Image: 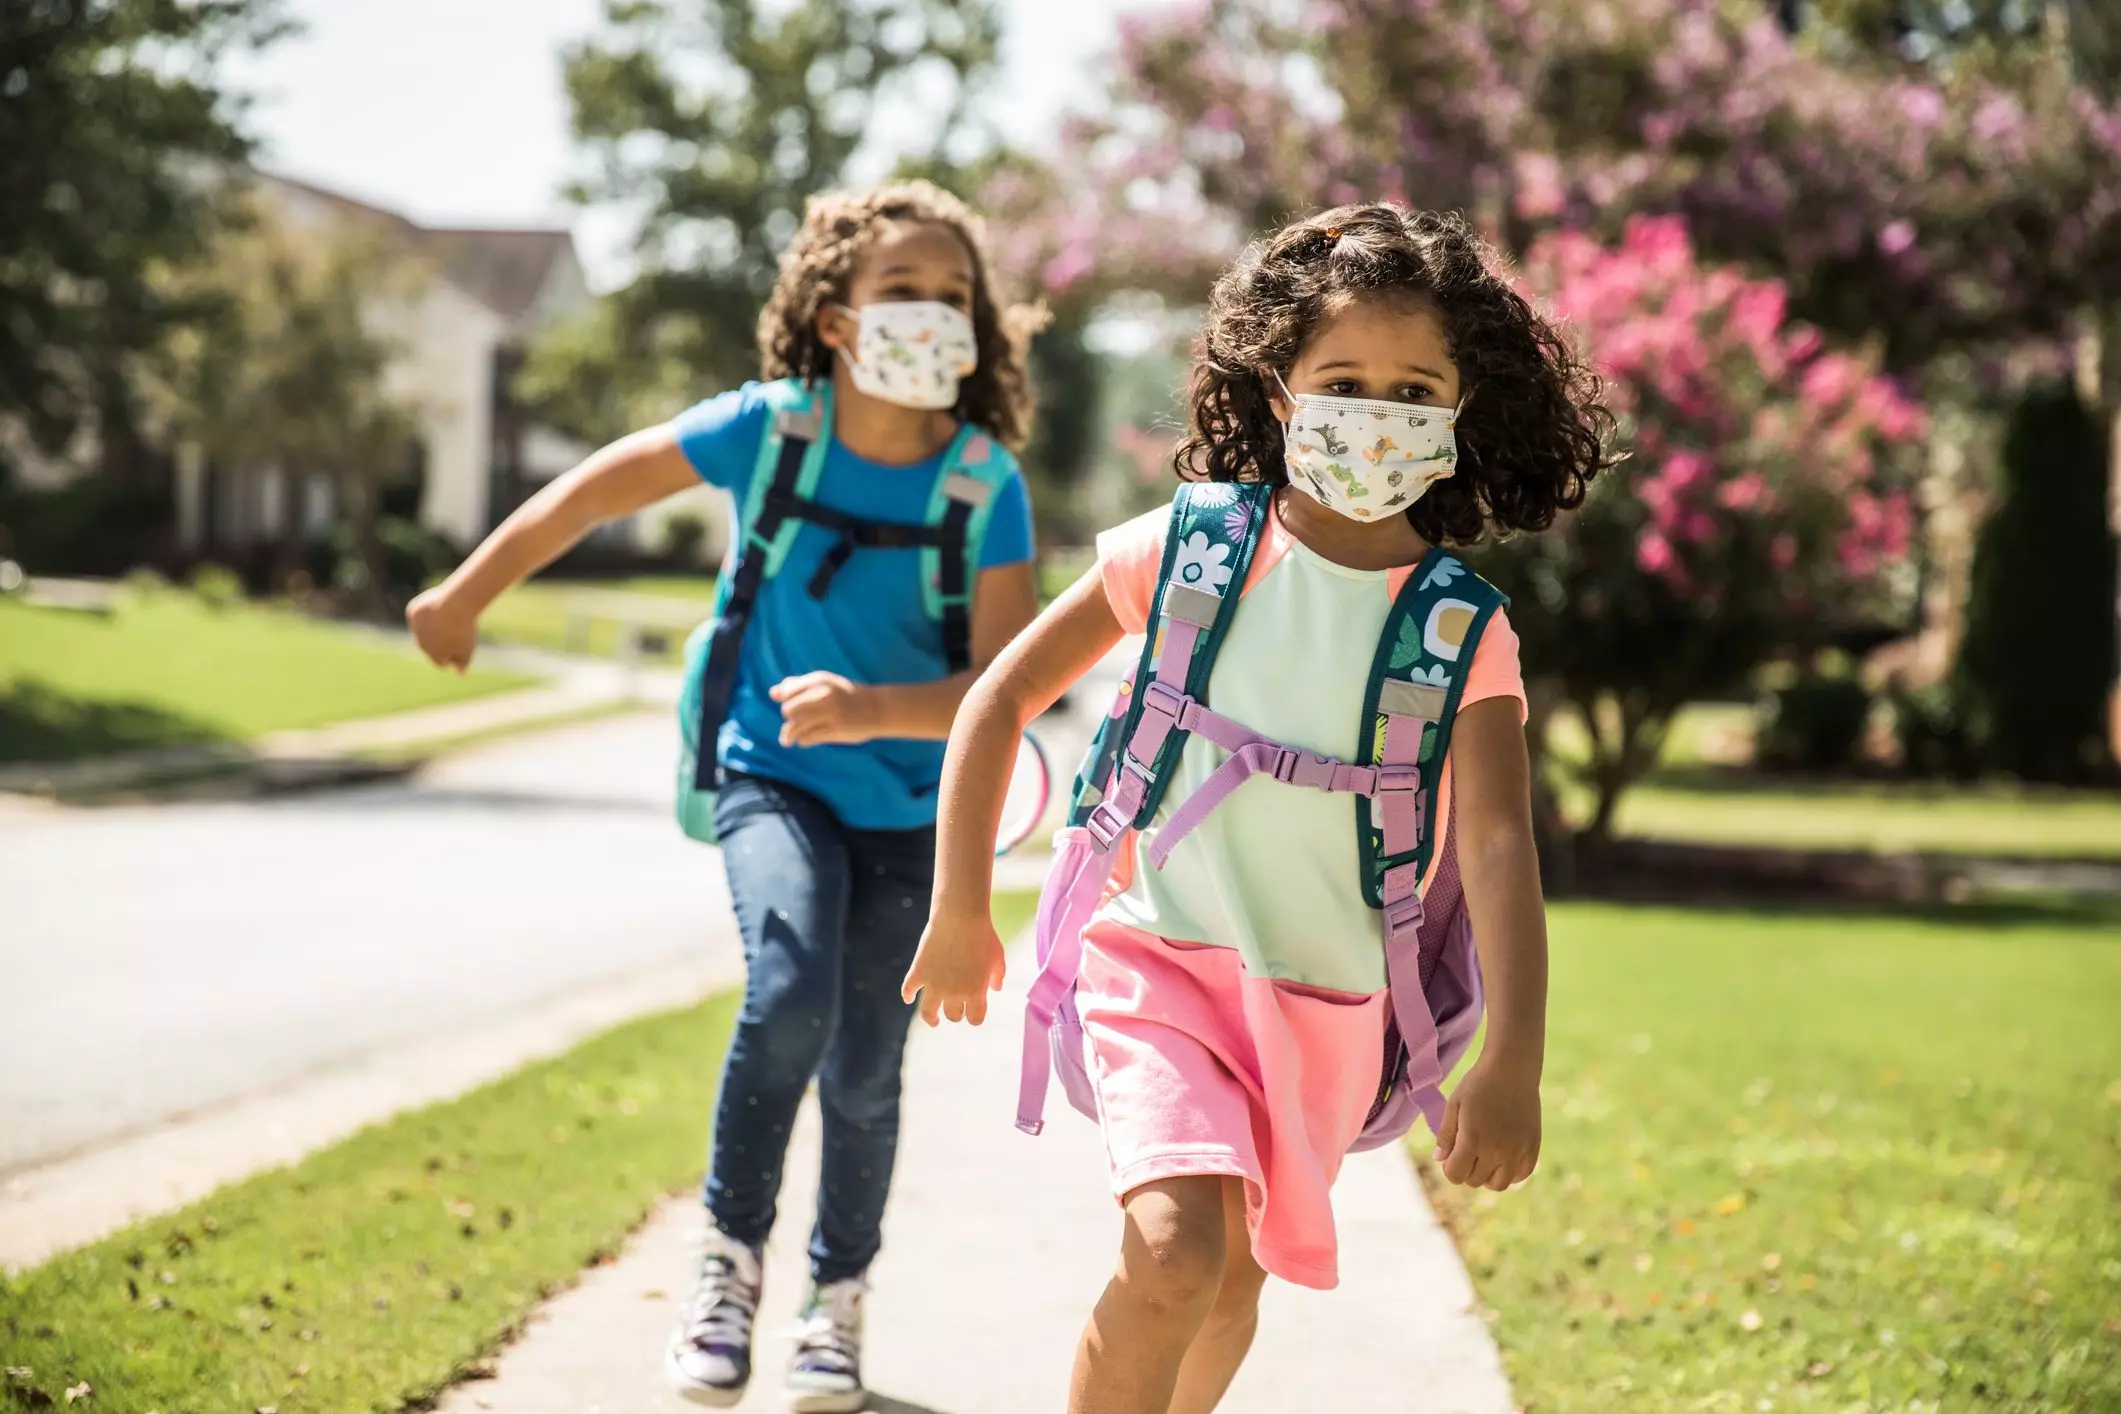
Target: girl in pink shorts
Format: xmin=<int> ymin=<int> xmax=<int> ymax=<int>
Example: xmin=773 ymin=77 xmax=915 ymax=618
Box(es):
xmin=904 ymin=203 xmax=1613 ymax=1412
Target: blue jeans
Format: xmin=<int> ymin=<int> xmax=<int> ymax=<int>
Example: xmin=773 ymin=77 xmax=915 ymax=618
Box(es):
xmin=706 ymin=771 xmax=934 ymax=1284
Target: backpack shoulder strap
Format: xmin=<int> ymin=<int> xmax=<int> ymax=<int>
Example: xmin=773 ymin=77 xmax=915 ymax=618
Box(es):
xmin=919 ymin=428 xmax=1018 ymax=673
xmin=1357 ymin=550 xmax=1509 ymax=927
xmin=690 ymin=379 xmax=830 ymax=789
xmin=732 ymin=378 xmax=833 ymax=587
xmin=1076 ymin=481 xmax=1270 ymax=836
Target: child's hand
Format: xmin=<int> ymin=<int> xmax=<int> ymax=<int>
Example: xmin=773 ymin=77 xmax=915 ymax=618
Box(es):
xmin=771 ymin=672 xmax=878 ymax=748
xmin=407 ymin=586 xmax=478 ymax=672
xmin=1434 ymin=1053 xmax=1541 ymax=1191
xmin=901 ymin=906 xmax=1006 ymax=1027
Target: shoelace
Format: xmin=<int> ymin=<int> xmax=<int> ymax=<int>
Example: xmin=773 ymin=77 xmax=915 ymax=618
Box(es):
xmin=682 ymin=1255 xmax=759 ymax=1352
xmin=790 ymin=1290 xmax=860 ymax=1375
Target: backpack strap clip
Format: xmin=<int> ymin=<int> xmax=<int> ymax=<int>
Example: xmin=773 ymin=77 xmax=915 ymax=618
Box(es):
xmin=775 ymin=402 xmax=824 ymax=442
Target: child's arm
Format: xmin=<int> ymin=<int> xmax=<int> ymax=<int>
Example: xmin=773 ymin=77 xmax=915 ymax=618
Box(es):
xmin=769 ymin=560 xmax=1041 ymax=745
xmin=406 ymin=427 xmax=699 ymax=670
xmin=1436 ymin=696 xmax=1549 ymax=1191
xmin=901 ymin=567 xmax=1125 ymax=1026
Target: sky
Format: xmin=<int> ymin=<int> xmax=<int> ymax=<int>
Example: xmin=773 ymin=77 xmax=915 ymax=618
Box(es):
xmin=226 ymin=0 xmax=1154 ymax=291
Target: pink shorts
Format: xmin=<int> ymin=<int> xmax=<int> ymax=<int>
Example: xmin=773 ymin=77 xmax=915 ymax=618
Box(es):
xmin=1075 ymin=917 xmax=1390 ymax=1290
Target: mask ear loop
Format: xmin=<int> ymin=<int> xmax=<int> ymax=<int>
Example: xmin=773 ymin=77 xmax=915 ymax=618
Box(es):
xmin=1448 ymin=386 xmax=1471 ymax=428
xmin=823 ymin=303 xmax=862 ymax=385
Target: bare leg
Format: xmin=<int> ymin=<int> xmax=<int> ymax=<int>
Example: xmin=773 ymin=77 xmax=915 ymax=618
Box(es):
xmin=1067 ymin=1176 xmax=1230 ymax=1414
xmin=1167 ymin=1177 xmax=1268 ymax=1414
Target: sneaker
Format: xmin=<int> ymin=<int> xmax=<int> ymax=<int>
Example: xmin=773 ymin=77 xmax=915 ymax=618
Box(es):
xmin=666 ymin=1230 xmax=763 ymax=1407
xmin=783 ymin=1276 xmax=867 ymax=1414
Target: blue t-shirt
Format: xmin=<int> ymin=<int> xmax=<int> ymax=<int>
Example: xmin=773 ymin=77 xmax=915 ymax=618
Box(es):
xmin=672 ymin=382 xmax=1034 ymax=831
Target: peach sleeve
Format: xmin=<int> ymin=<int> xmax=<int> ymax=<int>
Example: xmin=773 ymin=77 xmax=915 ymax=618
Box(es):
xmin=1094 ymin=509 xmax=1170 ymax=636
xmin=1458 ymin=608 xmax=1527 ymax=723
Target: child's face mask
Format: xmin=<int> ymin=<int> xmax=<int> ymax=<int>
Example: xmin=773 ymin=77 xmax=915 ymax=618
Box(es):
xmin=835 ymin=300 xmax=978 ymax=410
xmin=1275 ymin=371 xmax=1458 ymax=522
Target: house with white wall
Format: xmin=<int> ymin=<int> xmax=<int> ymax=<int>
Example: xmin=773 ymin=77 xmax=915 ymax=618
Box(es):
xmin=3 ymin=170 xmax=723 ymax=572
xmin=169 ymin=173 xmax=603 ymax=557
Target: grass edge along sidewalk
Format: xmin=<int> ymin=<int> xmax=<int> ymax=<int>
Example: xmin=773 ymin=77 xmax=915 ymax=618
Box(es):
xmin=0 ymin=592 xmax=531 ymax=767
xmin=0 ymin=892 xmax=1038 ymax=1414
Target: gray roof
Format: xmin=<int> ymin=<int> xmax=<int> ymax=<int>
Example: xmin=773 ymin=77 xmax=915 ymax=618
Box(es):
xmin=257 ymin=172 xmax=577 ymax=322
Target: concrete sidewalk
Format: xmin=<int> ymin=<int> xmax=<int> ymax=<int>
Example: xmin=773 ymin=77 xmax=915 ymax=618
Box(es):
xmin=440 ymin=947 xmax=1514 ymax=1414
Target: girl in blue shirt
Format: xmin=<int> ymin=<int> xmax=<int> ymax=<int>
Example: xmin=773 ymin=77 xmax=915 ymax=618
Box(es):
xmin=408 ymin=181 xmax=1041 ymax=1411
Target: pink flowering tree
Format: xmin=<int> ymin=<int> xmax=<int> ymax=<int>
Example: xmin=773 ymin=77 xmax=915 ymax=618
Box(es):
xmin=1489 ymin=216 xmax=1926 ymax=851
xmin=996 ymin=0 xmax=2121 ymax=371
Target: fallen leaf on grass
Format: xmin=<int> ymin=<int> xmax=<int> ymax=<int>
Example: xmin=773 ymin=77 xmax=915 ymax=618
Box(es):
xmin=1715 ymin=1192 xmax=1749 ymax=1216
xmin=1762 ymin=1252 xmax=1782 ymax=1271
xmin=1674 ymin=1218 xmax=1698 ymax=1237
xmin=63 ymin=1384 xmax=90 ymax=1404
xmin=1806 ymin=1361 xmax=1835 ymax=1378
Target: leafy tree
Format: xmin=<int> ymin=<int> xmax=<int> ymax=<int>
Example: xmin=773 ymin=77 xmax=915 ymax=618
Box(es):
xmin=522 ymin=0 xmax=1003 ymax=443
xmin=0 ymin=0 xmax=288 ymax=487
xmin=1490 ymin=218 xmax=1925 ymax=858
xmin=147 ymin=199 xmax=423 ymax=615
xmin=1011 ymin=0 xmax=2121 ymax=375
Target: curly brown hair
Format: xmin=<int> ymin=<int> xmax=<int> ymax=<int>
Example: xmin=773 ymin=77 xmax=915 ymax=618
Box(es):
xmin=1176 ymin=204 xmax=1613 ymax=544
xmin=756 ymin=180 xmax=1046 ymax=450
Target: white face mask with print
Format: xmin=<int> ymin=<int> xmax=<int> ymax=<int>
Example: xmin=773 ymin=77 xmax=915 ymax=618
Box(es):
xmin=1275 ymin=371 xmax=1458 ymax=522
xmin=835 ymin=300 xmax=978 ymax=410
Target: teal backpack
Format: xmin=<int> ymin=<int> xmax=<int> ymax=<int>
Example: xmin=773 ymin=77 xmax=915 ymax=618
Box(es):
xmin=675 ymin=379 xmax=1018 ymax=841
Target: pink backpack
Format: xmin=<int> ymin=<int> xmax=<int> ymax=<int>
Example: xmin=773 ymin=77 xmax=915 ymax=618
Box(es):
xmin=1015 ymin=482 xmax=1506 ymax=1150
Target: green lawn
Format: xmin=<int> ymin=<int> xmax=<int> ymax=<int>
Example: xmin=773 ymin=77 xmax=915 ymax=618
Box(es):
xmin=607 ymin=575 xmax=719 ymax=601
xmin=478 ymin=577 xmax=715 ymax=665
xmin=479 ymin=551 xmax=1087 ymax=666
xmin=1615 ymin=775 xmax=2121 ymax=860
xmin=0 ymin=890 xmax=1039 ymax=1414
xmin=1426 ymin=900 xmax=2121 ymax=1413
xmin=1548 ymin=702 xmax=2121 ymax=860
xmin=0 ymin=592 xmax=529 ymax=764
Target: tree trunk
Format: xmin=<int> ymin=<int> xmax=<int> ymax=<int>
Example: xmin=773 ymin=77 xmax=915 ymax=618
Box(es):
xmin=1522 ymin=680 xmax=1577 ymax=895
xmin=1571 ymin=692 xmax=1675 ymax=883
xmin=335 ymin=474 xmax=391 ymax=620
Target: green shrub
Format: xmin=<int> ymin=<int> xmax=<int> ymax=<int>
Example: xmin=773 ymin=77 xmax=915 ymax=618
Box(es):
xmin=1757 ymin=669 xmax=1873 ymax=772
xmin=306 ymin=517 xmax=458 ymax=604
xmin=122 ymin=567 xmax=172 ymax=599
xmin=1890 ymin=681 xmax=1978 ymax=779
xmin=186 ymin=563 xmax=245 ymax=610
xmin=0 ymin=478 xmax=172 ymax=574
xmin=1954 ymin=383 xmax=2117 ymax=782
xmin=663 ymin=511 xmax=709 ymax=564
